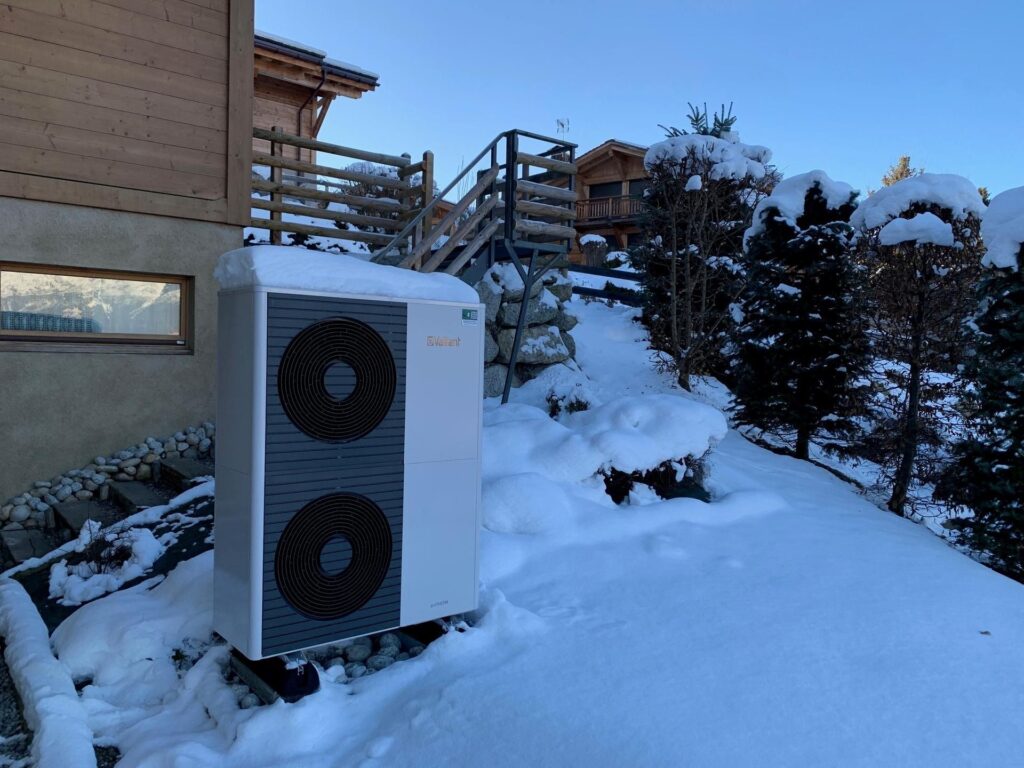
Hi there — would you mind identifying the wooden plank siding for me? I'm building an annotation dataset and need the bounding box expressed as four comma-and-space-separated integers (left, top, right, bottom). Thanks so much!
0, 0, 252, 226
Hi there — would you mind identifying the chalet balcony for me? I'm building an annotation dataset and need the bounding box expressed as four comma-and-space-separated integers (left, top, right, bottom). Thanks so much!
576, 195, 643, 223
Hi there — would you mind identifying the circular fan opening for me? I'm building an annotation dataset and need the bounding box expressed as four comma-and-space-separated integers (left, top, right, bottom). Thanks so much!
275, 493, 393, 621
277, 317, 396, 443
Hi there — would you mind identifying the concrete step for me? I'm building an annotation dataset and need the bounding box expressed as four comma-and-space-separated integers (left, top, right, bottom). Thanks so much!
158, 457, 214, 493
53, 500, 121, 535
1, 529, 52, 564
108, 481, 170, 515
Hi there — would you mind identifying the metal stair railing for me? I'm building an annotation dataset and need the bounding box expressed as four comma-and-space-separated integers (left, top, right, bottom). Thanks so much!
373, 129, 578, 403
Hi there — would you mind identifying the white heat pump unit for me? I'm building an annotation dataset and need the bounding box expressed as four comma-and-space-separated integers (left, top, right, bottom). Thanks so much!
214, 253, 483, 660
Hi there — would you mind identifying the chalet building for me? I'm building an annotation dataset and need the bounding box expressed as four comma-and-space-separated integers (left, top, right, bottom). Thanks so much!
572, 139, 650, 256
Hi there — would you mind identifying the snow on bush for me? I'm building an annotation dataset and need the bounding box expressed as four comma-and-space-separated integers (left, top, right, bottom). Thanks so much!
644, 134, 771, 181
48, 527, 167, 607
745, 170, 857, 244
878, 212, 955, 247
579, 233, 607, 246
851, 173, 985, 231
981, 186, 1024, 270
51, 552, 214, 708
483, 395, 727, 484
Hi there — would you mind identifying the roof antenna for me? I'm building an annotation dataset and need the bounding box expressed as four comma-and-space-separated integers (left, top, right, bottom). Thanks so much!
556, 118, 570, 140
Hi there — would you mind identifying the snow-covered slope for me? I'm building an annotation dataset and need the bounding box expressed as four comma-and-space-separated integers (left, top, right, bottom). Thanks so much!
29, 299, 1024, 767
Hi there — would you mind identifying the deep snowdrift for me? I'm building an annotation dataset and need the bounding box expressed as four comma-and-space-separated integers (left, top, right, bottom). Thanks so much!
15, 299, 1024, 768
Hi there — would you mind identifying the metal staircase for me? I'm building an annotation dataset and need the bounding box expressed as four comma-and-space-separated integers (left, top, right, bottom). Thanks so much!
373, 129, 578, 402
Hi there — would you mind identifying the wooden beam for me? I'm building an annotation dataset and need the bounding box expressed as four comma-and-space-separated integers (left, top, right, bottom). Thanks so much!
443, 219, 504, 275
251, 198, 404, 231
312, 95, 333, 137
251, 218, 398, 246
516, 199, 576, 221
418, 194, 499, 273
516, 179, 576, 203
515, 219, 576, 240
252, 152, 411, 191
225, 0, 253, 226
399, 165, 499, 268
252, 128, 410, 168
516, 152, 576, 175
251, 178, 408, 213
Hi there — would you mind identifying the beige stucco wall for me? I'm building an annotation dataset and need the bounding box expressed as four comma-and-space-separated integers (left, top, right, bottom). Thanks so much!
0, 197, 240, 500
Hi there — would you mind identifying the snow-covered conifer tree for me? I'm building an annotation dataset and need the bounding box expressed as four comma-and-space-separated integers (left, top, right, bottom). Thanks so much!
935, 186, 1024, 578
732, 171, 870, 459
852, 174, 985, 515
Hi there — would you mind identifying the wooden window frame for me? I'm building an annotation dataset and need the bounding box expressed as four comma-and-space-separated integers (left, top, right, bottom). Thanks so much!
0, 262, 194, 355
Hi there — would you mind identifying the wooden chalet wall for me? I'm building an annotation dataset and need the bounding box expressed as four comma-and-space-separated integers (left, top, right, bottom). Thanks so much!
252, 78, 314, 162
579, 151, 647, 198
0, 0, 254, 226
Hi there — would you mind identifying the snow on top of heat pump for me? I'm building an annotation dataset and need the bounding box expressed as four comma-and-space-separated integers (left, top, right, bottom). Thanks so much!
214, 245, 479, 304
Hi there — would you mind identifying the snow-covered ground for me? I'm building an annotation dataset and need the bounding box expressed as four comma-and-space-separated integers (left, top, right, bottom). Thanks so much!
6, 298, 1024, 767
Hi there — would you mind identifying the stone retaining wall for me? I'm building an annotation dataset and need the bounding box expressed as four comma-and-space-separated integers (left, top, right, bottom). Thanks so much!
475, 261, 579, 399
1, 423, 215, 533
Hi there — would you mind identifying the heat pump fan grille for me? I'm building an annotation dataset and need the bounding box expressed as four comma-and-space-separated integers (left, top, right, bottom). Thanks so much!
274, 493, 393, 620
277, 317, 396, 443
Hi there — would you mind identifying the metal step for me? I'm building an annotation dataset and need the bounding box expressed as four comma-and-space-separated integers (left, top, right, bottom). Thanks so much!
159, 457, 214, 494
108, 481, 170, 515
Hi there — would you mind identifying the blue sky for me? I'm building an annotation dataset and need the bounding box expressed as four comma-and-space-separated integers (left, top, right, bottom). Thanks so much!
256, 0, 1022, 197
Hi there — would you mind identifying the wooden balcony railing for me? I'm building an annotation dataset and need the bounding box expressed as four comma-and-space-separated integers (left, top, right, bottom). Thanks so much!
576, 195, 643, 222
250, 127, 433, 253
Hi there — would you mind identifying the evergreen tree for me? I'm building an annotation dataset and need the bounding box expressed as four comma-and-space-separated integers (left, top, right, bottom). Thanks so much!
852, 174, 985, 516
935, 187, 1024, 579
635, 105, 778, 390
732, 172, 871, 459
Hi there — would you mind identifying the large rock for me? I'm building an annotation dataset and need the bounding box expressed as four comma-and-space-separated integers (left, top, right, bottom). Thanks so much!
546, 274, 574, 303
487, 264, 542, 303
474, 278, 502, 326
484, 363, 520, 398
553, 305, 578, 332
560, 330, 576, 359
484, 332, 499, 364
497, 326, 570, 365
497, 289, 559, 328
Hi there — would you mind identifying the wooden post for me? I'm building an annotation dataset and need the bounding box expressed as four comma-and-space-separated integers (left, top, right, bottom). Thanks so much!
414, 150, 434, 267
270, 125, 283, 245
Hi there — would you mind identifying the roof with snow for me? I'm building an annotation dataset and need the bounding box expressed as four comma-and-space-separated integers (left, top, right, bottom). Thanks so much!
981, 186, 1024, 270
576, 139, 649, 169
850, 173, 984, 232
255, 30, 380, 87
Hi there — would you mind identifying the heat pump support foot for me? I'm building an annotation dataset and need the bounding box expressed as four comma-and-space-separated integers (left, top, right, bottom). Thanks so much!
230, 649, 320, 704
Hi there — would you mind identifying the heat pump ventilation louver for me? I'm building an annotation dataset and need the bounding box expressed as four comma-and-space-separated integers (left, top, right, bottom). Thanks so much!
276, 317, 397, 443
274, 493, 393, 620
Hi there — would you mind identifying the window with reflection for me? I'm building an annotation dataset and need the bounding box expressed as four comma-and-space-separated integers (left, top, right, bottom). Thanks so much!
0, 264, 191, 347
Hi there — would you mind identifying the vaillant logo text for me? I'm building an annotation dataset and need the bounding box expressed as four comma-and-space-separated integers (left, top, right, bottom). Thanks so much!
427, 336, 461, 347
